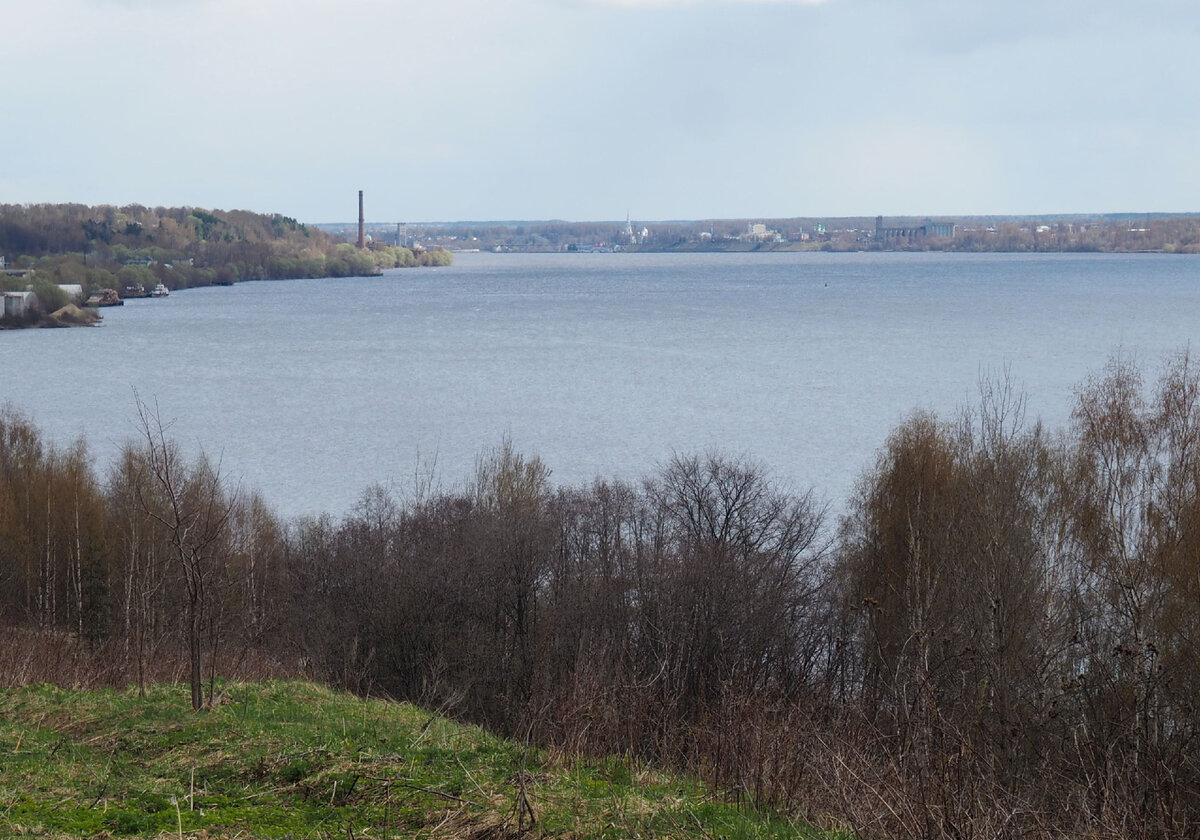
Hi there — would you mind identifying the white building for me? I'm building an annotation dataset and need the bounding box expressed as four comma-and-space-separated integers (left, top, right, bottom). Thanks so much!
57, 284, 84, 303
3, 291, 36, 319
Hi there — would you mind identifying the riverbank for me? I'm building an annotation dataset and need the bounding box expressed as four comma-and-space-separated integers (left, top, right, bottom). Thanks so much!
0, 303, 101, 329
0, 203, 454, 332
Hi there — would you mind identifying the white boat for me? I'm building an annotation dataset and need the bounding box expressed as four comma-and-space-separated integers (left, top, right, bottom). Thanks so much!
150, 283, 170, 298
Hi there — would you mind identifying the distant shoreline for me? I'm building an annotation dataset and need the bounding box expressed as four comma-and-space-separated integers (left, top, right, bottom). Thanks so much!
346, 212, 1200, 256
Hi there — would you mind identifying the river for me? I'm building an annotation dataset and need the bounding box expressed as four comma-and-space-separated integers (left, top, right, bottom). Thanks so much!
2, 250, 1197, 518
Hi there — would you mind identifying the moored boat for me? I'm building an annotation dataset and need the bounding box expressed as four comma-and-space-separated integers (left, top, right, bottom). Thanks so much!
85, 288, 124, 307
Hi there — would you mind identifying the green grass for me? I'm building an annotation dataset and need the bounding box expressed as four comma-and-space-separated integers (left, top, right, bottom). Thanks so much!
0, 680, 842, 839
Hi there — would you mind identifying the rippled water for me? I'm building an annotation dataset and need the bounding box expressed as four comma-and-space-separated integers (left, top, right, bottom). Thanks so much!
3, 250, 1198, 517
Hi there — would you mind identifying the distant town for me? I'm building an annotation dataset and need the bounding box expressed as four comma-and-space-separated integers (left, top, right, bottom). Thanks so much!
321, 212, 1200, 255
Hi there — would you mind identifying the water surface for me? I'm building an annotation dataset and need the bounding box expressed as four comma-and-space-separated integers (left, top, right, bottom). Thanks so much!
3, 251, 1197, 517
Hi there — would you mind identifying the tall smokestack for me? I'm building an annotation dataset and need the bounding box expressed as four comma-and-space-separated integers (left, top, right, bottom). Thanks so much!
357, 190, 366, 249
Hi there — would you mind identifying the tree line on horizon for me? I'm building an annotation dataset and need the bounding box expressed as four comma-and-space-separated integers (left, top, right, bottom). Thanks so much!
4, 352, 1200, 838
402, 214, 1200, 255
0, 203, 452, 317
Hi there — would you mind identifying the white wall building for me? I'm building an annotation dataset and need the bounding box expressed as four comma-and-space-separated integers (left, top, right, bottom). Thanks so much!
3, 290, 36, 319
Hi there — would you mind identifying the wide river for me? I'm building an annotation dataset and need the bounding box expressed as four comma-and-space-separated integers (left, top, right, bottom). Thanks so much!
3, 251, 1198, 518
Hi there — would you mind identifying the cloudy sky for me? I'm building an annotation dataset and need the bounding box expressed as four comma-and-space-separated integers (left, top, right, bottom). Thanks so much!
4, 0, 1198, 223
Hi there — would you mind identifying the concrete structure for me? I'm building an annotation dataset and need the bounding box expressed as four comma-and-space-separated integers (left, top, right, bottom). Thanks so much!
742, 222, 783, 243
875, 216, 957, 241
357, 190, 366, 249
57, 284, 84, 303
3, 290, 36, 319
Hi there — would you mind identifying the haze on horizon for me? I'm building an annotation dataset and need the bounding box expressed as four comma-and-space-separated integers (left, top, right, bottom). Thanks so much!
4, 0, 1197, 225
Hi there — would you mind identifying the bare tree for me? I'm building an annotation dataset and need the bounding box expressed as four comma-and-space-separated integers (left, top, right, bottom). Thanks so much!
132, 396, 238, 710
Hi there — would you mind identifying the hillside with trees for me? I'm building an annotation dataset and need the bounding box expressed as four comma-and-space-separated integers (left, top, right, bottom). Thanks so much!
0, 203, 451, 325
5, 350, 1200, 839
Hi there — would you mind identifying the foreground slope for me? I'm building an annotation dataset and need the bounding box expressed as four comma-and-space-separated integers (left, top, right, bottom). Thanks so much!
0, 680, 833, 839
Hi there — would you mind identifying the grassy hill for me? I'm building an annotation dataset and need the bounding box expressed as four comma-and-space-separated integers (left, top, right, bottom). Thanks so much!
0, 681, 837, 839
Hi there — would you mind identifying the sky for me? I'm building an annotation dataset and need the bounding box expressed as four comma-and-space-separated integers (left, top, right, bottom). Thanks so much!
4, 0, 1199, 223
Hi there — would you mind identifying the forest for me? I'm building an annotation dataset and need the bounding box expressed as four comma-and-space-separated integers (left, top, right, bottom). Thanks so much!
3, 351, 1200, 839
0, 203, 452, 323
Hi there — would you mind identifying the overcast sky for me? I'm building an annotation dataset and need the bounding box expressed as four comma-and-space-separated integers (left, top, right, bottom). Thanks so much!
4, 0, 1198, 223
